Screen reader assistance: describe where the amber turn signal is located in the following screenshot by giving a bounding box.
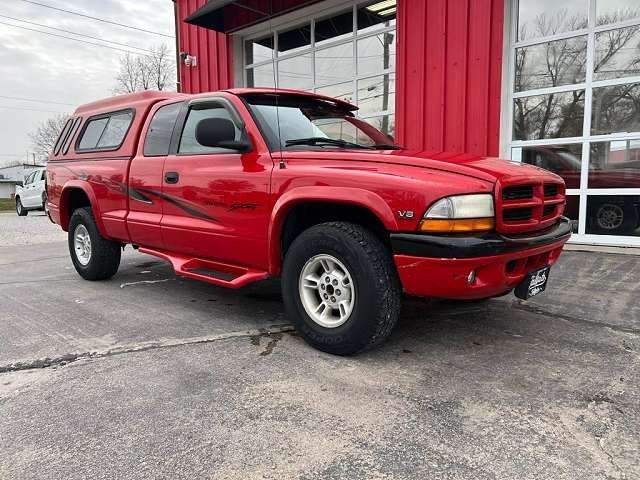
[418,217,495,233]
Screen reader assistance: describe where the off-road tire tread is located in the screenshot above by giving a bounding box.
[69,207,121,281]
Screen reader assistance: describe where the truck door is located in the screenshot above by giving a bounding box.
[127,100,182,249]
[160,96,273,270]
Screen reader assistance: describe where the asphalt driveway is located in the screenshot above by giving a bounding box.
[1,213,638,479]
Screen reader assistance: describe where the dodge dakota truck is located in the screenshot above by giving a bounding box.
[47,88,571,354]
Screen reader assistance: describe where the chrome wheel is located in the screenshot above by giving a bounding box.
[596,204,624,230]
[74,224,92,266]
[299,254,355,328]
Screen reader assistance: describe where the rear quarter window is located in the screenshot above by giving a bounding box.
[77,109,134,152]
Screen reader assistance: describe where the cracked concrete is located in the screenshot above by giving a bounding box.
[1,214,639,479]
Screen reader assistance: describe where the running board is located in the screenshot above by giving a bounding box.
[138,247,268,289]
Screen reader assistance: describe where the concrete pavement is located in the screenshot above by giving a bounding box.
[1,214,639,479]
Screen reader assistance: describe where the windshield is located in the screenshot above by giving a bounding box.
[241,93,397,151]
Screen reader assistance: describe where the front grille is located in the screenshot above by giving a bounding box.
[542,204,556,217]
[503,185,533,200]
[503,207,533,222]
[544,184,559,197]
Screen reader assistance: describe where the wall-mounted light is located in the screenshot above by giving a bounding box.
[179,51,197,68]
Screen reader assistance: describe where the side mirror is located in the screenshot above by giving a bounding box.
[195,117,251,152]
[15,181,23,187]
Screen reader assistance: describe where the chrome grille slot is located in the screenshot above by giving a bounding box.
[502,185,533,200]
[503,207,533,222]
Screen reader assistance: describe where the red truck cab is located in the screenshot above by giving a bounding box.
[47,88,571,354]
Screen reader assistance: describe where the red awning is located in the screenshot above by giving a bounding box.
[185,0,322,33]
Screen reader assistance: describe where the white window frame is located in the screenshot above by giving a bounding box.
[232,0,397,126]
[501,0,640,247]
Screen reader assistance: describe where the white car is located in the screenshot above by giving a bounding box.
[15,167,47,216]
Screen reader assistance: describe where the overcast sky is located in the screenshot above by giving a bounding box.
[0,0,176,167]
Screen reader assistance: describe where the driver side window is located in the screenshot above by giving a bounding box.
[178,105,240,155]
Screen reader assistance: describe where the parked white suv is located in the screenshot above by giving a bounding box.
[15,167,47,216]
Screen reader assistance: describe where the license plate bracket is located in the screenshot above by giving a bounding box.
[514,266,550,300]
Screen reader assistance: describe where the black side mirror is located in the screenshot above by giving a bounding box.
[16,181,23,187]
[195,117,251,152]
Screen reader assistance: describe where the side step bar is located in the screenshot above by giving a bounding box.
[139,247,269,289]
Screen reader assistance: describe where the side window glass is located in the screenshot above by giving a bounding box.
[62,117,82,155]
[78,117,109,150]
[25,172,35,184]
[178,105,241,154]
[53,118,73,156]
[40,170,47,181]
[97,111,134,149]
[144,103,182,156]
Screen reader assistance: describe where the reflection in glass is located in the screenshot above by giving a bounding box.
[517,0,588,41]
[594,25,640,81]
[315,44,354,86]
[564,195,580,233]
[361,114,395,139]
[357,1,396,34]
[312,118,359,144]
[513,90,585,140]
[357,32,396,77]
[246,63,275,88]
[589,139,640,188]
[591,82,640,135]
[245,36,274,65]
[586,195,640,235]
[515,36,587,92]
[316,82,354,103]
[516,144,583,189]
[278,55,313,90]
[596,0,640,25]
[315,10,353,47]
[357,74,395,114]
[278,24,311,55]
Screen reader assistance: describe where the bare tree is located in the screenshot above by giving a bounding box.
[28,114,71,158]
[113,44,175,94]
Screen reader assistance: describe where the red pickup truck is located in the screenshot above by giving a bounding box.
[47,89,571,354]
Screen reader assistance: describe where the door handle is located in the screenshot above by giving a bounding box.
[164,172,179,184]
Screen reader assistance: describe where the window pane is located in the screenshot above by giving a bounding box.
[516,144,583,189]
[361,114,395,140]
[144,103,181,157]
[357,31,396,77]
[62,117,82,155]
[565,195,580,233]
[53,118,73,154]
[591,82,640,135]
[513,90,585,140]
[278,24,311,55]
[586,195,640,236]
[515,36,587,92]
[357,73,395,114]
[596,0,640,25]
[594,25,640,82]
[312,118,359,143]
[316,82,354,103]
[315,44,354,86]
[245,35,274,64]
[78,117,108,150]
[357,1,396,35]
[589,139,640,188]
[179,107,240,154]
[315,10,353,47]
[517,0,588,41]
[278,55,313,90]
[97,111,133,149]
[247,63,275,88]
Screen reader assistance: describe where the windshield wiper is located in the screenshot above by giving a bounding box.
[373,144,402,150]
[285,137,374,149]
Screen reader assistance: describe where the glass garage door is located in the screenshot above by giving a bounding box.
[242,0,397,140]
[507,0,640,246]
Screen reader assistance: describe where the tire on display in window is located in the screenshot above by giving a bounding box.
[282,221,401,355]
[588,198,640,235]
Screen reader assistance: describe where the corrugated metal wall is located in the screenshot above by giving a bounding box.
[175,0,233,93]
[395,0,504,156]
[176,0,505,157]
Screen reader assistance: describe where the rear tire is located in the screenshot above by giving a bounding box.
[68,207,121,280]
[16,197,27,216]
[282,222,401,355]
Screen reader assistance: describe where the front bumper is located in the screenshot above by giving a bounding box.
[391,217,571,300]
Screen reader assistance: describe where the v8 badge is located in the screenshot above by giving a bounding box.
[397,210,414,219]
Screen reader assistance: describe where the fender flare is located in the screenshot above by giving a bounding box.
[267,186,399,275]
[59,180,108,237]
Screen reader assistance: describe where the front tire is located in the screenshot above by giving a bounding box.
[68,207,121,280]
[282,222,401,355]
[16,197,27,216]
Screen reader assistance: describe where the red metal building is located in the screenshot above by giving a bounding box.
[172,0,640,246]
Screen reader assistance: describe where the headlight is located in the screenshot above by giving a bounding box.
[419,194,494,233]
